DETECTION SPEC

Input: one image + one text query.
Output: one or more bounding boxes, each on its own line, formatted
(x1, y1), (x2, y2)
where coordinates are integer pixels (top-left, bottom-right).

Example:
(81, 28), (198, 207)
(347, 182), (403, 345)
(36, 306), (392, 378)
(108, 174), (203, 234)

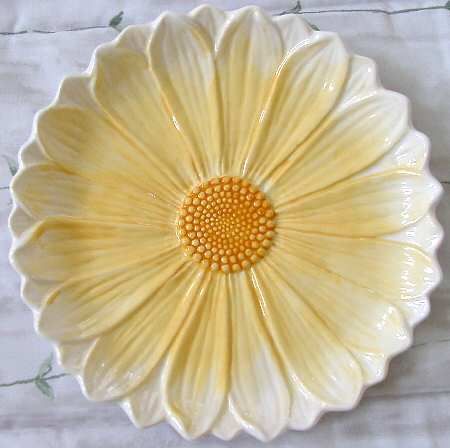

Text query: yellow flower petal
(163, 273), (229, 438)
(13, 164), (172, 225)
(93, 46), (195, 195)
(277, 170), (441, 237)
(387, 213), (442, 256)
(13, 217), (176, 283)
(21, 140), (48, 166)
(115, 23), (152, 53)
(37, 104), (180, 205)
(269, 92), (408, 200)
(37, 253), (182, 341)
(12, 218), (182, 340)
(246, 32), (348, 182)
(123, 361), (165, 428)
(9, 206), (35, 239)
(363, 129), (429, 176)
(190, 4), (226, 42)
(9, 143), (45, 239)
(148, 13), (221, 179)
(215, 7), (283, 174)
(269, 251), (411, 384)
(56, 339), (96, 375)
(212, 408), (241, 441)
(21, 276), (54, 309)
(273, 13), (312, 53)
(288, 384), (323, 430)
(251, 264), (363, 407)
(82, 266), (205, 400)
(336, 55), (378, 107)
(275, 231), (439, 325)
(228, 273), (290, 440)
(54, 75), (94, 107)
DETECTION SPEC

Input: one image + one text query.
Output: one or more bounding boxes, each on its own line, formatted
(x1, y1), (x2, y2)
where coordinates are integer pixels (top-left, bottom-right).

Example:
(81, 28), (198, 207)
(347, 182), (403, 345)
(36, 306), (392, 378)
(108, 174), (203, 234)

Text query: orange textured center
(177, 176), (276, 273)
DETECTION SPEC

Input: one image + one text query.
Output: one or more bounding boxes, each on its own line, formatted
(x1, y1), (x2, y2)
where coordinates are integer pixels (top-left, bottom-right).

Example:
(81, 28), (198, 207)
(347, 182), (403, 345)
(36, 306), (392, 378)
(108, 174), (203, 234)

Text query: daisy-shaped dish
(9, 4), (443, 442)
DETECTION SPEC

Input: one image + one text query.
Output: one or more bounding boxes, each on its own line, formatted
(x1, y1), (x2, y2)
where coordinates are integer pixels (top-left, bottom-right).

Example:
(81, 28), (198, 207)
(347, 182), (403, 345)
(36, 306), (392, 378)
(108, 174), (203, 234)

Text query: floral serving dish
(9, 4), (443, 442)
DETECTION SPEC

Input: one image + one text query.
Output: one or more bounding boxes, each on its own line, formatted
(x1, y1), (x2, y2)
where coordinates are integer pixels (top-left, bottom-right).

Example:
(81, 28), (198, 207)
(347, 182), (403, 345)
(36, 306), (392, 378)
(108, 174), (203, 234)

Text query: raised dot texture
(177, 177), (276, 273)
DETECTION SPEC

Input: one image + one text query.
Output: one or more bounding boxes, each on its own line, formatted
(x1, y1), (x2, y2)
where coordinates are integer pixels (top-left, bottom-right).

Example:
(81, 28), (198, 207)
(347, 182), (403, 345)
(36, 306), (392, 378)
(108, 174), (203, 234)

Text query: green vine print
(0, 354), (67, 399)
(279, 0), (450, 16)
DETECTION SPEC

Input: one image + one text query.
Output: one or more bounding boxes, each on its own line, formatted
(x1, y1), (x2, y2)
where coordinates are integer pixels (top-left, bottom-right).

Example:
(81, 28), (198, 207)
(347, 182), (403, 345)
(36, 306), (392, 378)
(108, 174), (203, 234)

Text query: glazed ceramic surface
(9, 4), (442, 441)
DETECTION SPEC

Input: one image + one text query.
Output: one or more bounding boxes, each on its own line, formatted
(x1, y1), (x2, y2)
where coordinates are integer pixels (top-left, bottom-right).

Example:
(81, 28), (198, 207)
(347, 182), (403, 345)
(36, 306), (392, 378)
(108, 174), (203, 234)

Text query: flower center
(177, 176), (276, 273)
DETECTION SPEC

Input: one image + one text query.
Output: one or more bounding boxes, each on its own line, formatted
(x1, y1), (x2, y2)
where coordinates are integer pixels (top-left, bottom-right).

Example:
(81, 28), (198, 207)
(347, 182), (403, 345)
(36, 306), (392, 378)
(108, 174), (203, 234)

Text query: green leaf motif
(277, 1), (302, 16)
(446, 1), (450, 10)
(294, 1), (302, 12)
(35, 378), (54, 399)
(109, 11), (124, 28)
(308, 21), (320, 30)
(2, 155), (18, 176)
(37, 354), (53, 378)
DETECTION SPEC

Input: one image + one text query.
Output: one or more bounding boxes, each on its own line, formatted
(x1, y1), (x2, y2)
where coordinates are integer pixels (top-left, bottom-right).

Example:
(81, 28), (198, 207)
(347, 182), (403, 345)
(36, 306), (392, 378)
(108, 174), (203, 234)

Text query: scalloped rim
(7, 4), (444, 441)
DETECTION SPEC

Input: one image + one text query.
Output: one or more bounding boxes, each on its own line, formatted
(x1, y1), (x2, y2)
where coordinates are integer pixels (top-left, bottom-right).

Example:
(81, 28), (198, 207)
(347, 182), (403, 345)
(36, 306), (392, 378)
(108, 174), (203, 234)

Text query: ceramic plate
(9, 4), (443, 441)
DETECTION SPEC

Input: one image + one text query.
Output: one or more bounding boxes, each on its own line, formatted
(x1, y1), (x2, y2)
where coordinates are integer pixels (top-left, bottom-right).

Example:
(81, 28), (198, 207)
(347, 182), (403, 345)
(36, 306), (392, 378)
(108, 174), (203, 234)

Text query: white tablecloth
(0, 1), (449, 447)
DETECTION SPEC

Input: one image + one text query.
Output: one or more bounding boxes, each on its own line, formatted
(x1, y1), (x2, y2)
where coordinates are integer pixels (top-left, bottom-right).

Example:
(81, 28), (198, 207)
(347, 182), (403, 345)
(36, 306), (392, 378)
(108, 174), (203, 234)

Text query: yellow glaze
(10, 4), (442, 442)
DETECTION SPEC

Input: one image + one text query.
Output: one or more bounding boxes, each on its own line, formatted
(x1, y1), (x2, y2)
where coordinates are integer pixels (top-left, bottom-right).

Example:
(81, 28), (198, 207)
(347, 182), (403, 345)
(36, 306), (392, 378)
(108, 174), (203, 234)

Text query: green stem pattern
(277, 2), (449, 16)
(0, 373), (68, 388)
